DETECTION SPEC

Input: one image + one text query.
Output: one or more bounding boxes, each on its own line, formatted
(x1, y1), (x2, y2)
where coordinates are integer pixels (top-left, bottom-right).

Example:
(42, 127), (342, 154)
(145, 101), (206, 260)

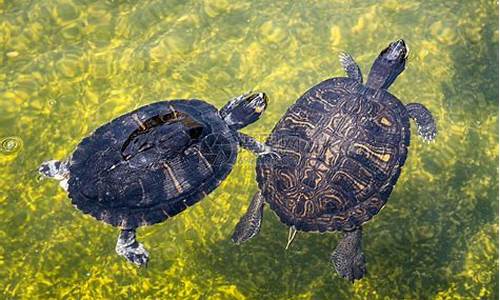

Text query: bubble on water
(0, 136), (23, 155)
(477, 270), (491, 284)
(48, 99), (57, 106)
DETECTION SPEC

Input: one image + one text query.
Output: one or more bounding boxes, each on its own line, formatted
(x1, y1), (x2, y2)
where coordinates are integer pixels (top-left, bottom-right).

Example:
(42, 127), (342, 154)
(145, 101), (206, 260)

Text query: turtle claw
(122, 243), (150, 267)
(116, 229), (150, 267)
(338, 52), (352, 72)
(417, 124), (437, 143)
(338, 51), (363, 83)
(260, 145), (281, 159)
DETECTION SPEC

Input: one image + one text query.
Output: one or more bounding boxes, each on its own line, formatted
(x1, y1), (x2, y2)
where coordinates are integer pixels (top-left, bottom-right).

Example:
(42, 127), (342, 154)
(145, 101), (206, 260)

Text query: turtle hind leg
(115, 229), (149, 267)
(231, 191), (265, 244)
(39, 159), (70, 191)
(39, 160), (65, 179)
(331, 228), (366, 282)
(406, 103), (437, 142)
(339, 52), (363, 83)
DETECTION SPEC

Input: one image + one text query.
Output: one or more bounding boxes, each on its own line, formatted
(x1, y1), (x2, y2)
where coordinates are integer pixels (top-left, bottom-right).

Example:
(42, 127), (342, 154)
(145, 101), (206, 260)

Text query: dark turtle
(39, 92), (276, 266)
(231, 40), (437, 281)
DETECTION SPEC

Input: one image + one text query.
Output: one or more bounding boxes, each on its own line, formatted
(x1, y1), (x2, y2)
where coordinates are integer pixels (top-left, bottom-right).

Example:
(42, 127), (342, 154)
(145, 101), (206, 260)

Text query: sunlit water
(0, 1), (498, 299)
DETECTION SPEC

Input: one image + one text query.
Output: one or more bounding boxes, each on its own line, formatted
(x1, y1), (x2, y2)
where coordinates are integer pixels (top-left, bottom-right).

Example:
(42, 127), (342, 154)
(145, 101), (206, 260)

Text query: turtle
(39, 92), (276, 267)
(231, 40), (437, 281)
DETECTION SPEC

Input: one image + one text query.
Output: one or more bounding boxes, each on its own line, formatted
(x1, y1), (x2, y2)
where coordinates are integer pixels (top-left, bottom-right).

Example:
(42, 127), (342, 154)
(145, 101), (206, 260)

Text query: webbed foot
(39, 159), (70, 191)
(237, 132), (281, 158)
(331, 228), (366, 282)
(406, 103), (437, 142)
(116, 229), (149, 267)
(339, 52), (363, 83)
(417, 123), (437, 142)
(232, 191), (265, 244)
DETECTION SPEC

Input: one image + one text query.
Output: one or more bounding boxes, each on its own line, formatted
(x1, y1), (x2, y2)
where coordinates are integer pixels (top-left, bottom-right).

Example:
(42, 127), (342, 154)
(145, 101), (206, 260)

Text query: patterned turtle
(39, 92), (275, 266)
(231, 40), (437, 281)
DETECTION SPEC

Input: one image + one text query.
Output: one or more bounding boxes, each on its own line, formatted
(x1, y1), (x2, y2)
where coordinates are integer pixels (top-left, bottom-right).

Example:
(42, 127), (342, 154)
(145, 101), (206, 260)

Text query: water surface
(0, 0), (498, 299)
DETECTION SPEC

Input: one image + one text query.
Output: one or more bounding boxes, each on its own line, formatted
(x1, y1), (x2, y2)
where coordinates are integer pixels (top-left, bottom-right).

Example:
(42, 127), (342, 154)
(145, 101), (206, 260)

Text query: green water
(0, 0), (498, 299)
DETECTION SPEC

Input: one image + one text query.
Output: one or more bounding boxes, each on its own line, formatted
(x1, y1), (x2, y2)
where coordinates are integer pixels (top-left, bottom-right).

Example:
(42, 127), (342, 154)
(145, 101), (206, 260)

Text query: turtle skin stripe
(257, 78), (410, 232)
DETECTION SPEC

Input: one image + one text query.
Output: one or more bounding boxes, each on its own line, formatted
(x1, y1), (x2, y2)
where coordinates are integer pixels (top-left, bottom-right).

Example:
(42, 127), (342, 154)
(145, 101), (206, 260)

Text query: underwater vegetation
(0, 0), (498, 299)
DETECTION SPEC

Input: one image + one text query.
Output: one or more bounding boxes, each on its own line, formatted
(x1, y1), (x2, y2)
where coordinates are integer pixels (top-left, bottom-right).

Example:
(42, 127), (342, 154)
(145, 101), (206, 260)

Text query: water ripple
(0, 136), (23, 155)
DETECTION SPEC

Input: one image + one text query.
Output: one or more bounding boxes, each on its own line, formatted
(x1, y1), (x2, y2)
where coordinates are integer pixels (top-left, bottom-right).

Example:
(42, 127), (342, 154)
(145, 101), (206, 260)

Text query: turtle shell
(256, 78), (410, 233)
(68, 99), (238, 229)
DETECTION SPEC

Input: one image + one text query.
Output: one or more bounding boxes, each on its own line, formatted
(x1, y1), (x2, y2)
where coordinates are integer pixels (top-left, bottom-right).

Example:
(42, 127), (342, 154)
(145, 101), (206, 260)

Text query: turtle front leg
(116, 229), (149, 267)
(231, 191), (265, 244)
(339, 52), (363, 83)
(237, 132), (279, 157)
(331, 228), (366, 282)
(406, 103), (437, 142)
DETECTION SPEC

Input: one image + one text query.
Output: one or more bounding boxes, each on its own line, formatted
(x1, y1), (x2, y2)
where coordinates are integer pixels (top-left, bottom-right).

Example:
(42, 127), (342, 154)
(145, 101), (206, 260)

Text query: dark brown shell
(68, 100), (238, 229)
(256, 78), (410, 232)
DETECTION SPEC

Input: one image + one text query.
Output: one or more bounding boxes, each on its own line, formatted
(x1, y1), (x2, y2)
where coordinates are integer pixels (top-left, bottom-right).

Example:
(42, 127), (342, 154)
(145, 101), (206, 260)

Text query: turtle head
(366, 39), (408, 90)
(220, 92), (268, 130)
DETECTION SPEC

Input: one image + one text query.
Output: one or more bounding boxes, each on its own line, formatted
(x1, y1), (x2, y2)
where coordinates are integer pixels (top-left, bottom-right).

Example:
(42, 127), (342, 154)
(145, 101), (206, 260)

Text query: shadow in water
(189, 15), (499, 299)
(189, 206), (355, 299)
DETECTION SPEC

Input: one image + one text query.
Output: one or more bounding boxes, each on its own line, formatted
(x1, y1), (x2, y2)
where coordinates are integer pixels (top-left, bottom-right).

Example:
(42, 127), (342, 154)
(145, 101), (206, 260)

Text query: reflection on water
(0, 0), (498, 299)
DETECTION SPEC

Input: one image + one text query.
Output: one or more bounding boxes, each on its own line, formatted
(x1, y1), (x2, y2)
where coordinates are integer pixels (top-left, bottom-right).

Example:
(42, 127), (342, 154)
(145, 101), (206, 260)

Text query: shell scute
(68, 100), (238, 228)
(257, 78), (410, 232)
